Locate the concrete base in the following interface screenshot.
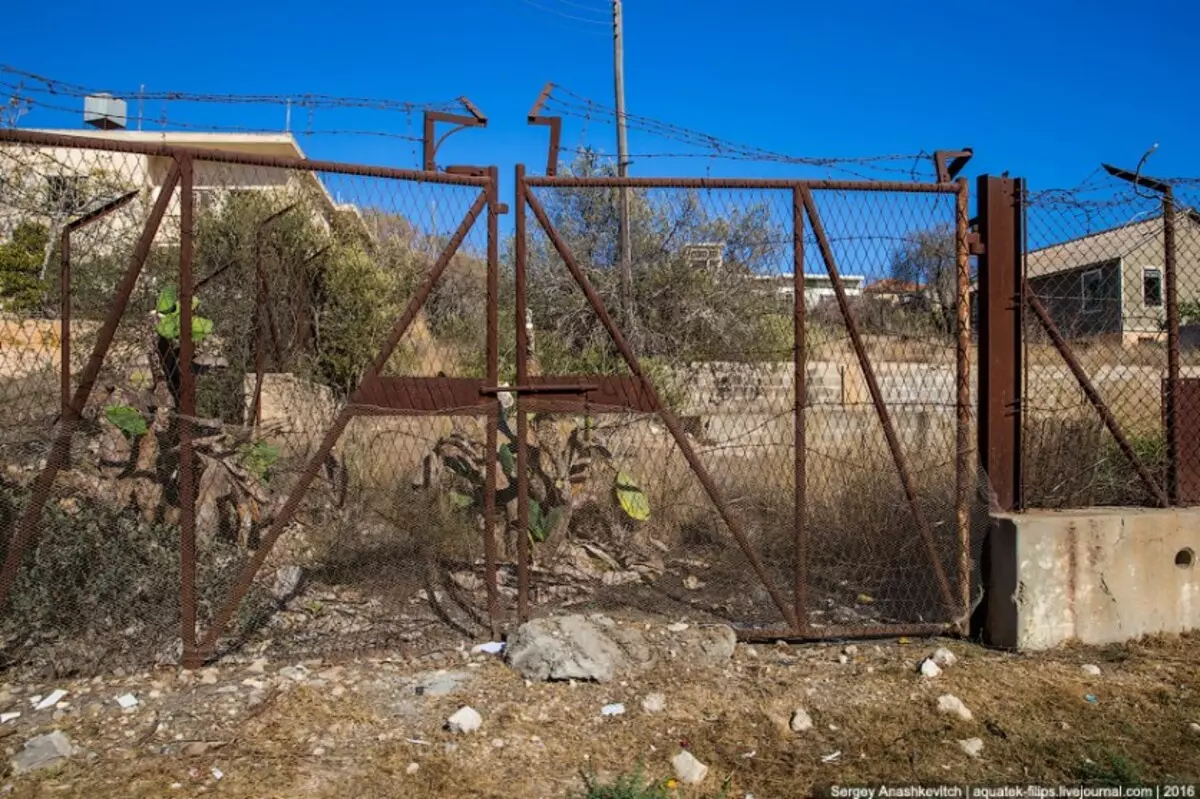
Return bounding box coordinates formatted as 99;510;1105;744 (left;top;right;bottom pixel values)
983;508;1200;650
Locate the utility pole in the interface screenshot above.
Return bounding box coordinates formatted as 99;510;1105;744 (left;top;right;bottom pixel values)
613;0;636;341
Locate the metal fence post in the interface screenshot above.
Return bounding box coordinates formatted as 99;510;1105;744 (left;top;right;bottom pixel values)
1164;186;1180;504
976;175;1023;512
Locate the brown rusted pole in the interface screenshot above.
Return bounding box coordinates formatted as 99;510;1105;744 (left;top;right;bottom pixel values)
483;166;502;639
1024;284;1170;507
197;193;488;654
791;188;808;633
0;129;492;187
0;164;182;608
514;165;532;624
1164;187;1180;504
525;190;800;631
799;187;957;618
177;155;201;668
954;178;972;632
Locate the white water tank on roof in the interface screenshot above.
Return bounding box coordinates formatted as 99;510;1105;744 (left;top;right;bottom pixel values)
84;94;127;130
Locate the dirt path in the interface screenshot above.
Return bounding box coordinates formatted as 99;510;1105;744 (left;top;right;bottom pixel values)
1;628;1198;798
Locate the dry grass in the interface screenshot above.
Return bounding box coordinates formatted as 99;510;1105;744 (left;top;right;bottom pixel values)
10;633;1200;798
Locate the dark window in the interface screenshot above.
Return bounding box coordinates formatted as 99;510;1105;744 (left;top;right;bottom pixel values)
1081;269;1105;312
1143;268;1163;307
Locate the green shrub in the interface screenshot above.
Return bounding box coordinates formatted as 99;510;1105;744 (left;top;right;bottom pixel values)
0;222;49;314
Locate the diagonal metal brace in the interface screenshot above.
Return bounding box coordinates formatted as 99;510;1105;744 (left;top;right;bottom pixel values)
423;97;488;172
527;82;562;177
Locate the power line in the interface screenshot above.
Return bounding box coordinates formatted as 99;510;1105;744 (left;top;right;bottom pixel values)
513;0;608;24
547;0;609;14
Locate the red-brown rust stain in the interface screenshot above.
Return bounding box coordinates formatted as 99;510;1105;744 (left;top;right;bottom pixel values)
1067;521;1079;631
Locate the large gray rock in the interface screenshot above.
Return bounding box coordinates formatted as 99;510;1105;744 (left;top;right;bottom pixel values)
506;615;650;683
675;624;737;663
11;731;75;774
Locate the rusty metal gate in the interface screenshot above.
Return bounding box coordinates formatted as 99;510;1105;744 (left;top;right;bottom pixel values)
0;125;979;672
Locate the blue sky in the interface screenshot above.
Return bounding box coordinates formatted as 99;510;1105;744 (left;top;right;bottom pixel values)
3;0;1197;193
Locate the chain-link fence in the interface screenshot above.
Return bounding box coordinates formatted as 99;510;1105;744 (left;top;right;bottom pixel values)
1022;173;1200;509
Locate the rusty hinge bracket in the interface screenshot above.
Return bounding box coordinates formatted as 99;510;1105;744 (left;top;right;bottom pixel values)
933;148;974;183
968;231;985;256
527;82;562;177
423;98;488;172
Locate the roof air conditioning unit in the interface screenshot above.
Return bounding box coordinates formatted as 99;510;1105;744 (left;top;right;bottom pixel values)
84;94;128;130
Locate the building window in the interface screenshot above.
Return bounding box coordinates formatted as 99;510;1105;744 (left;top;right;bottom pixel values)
1081;269;1104;312
1143;267;1163;307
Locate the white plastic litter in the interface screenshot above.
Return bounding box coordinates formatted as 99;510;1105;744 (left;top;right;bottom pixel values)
116;694;139;710
34;690;67;711
600;703;626;716
471;642;505;655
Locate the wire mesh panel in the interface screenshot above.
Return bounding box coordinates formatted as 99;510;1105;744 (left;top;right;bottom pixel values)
1021;176;1200;508
518;160;978;638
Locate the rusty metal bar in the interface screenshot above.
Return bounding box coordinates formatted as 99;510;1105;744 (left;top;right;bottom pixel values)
976;176;1023;512
1024;284;1169;507
514;165;532;623
483;165;502;639
480;384;599;395
59;190;140;423
791;187;808;634
197;192;488;654
525;175;959;192
799;187;957;618
177;156;201;668
1164;187;1180;504
0;129;491;186
524;189;801;631
0;164;182;608
954;178;973;632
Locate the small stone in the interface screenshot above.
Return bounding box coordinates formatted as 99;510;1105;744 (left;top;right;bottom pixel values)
199;670;219;686
331;686;346;698
11;731;74;774
672;750;708;785
312;747;326;757
1081;664;1102;676
744;647;759;659
278;665;309;682
932;648;957;667
1060;721;1071;730
273;566;303;600
600;703;625;717
446;706;482;734
491;738;505;749
116;694;138;710
1188;722;1200;736
919;659;943;678
667;623;689;633
937;694;973;722
843;645;858;657
34;690;67;711
682;575;704;591
959;738;984;758
790;708;814;733
0;712;19;724
246;660;268;675
182;742;213;757
406;763;420;775
148;690;163;700
837;654;849;665
641;693;666;714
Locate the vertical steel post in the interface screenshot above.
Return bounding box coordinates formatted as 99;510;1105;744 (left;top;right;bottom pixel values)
483;166;503;638
791;188;808;632
976;175;1023;512
513;165;532;623
954;178;972;630
177;155;201;668
1164;187;1180;504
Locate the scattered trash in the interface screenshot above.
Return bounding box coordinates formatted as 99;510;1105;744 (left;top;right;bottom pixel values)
822;751;842;763
1081;664;1102;676
937;694;973;721
11;731;74;774
405;739;430;746
959;738;984;758
918;658;943;678
666;622;690;633
742;750;756;759
932;648;958;668
790;708;814;733
1084;694;1099;704
446;706;482;734
471;642;505;655
898;637;911;645
672;750;709;784
641;693;666;713
33;690;67;711
116;694;138;710
0;713;19;724
601;703;626;717
211;767;224;780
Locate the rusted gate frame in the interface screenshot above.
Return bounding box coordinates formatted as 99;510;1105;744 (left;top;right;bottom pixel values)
799;187;959;620
518;172;969;637
0;160;183;608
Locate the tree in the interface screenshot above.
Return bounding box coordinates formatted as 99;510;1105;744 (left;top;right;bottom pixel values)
0;221;48;313
888;222;958;335
517;149;792;370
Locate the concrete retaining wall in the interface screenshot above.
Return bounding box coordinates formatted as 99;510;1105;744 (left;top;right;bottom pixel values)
983;508;1200;649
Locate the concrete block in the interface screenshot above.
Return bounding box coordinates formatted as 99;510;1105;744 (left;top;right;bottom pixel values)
984;508;1200;649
